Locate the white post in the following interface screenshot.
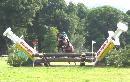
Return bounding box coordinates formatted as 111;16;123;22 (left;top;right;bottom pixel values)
92;40;96;62
92;42;93;62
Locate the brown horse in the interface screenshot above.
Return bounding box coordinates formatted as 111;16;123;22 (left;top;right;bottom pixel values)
62;39;74;53
57;33;74;53
57;33;75;65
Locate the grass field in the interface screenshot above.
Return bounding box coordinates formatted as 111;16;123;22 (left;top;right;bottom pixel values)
0;57;130;82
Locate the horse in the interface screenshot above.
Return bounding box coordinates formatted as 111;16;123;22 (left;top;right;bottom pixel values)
57;33;76;65
62;39;74;53
57;33;74;53
57;33;65;52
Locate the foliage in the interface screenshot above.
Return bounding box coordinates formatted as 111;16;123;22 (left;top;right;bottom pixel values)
70;34;85;52
7;45;28;67
0;0;45;54
27;24;59;52
42;27;59;53
125;10;130;46
0;0;130;63
36;0;67;29
28;0;88;52
77;3;89;20
84;6;127;51
65;2;87;52
0;0;44;34
107;47;130;67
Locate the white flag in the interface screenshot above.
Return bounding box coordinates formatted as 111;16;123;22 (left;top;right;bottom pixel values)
92;40;96;44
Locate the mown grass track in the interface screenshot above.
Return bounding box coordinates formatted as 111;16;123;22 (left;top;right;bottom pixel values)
0;57;130;82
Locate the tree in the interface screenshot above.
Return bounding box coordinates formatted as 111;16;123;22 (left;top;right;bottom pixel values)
107;47;130;67
65;2;85;52
29;0;86;52
0;0;44;54
126;10;130;15
75;3;89;51
0;0;44;35
27;0;67;52
77;3;89;20
84;6;127;51
37;0;67;30
124;10;130;46
42;27;58;53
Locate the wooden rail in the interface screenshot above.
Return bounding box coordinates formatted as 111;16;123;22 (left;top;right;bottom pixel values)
34;52;95;57
35;57;95;62
0;55;8;57
34;52;96;66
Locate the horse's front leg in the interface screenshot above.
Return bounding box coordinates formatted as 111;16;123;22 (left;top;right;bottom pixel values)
62;46;66;53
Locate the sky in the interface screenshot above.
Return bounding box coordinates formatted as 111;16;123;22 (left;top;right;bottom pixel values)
65;0;130;12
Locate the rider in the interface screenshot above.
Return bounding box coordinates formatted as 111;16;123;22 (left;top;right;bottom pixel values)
61;31;69;41
57;31;68;52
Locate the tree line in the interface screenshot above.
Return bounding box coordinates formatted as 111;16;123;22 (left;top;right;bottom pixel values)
0;0;130;55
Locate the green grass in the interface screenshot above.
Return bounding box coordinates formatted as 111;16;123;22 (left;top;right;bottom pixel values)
0;57;130;82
